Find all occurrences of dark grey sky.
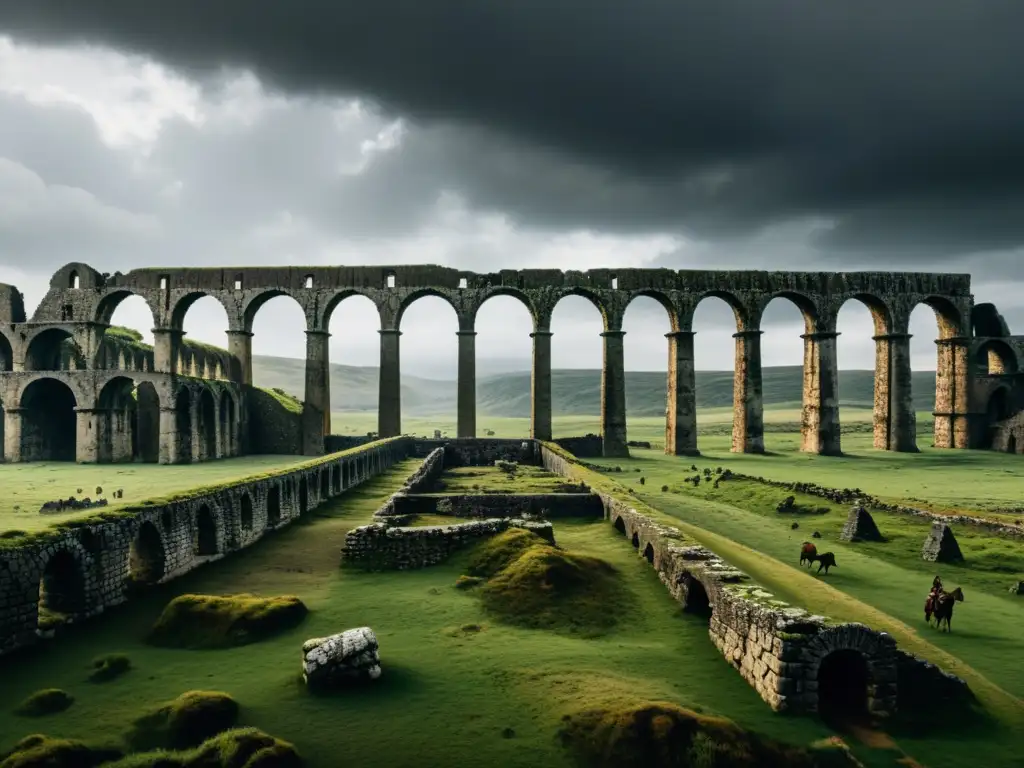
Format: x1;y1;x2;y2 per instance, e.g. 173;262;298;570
0;3;1021;378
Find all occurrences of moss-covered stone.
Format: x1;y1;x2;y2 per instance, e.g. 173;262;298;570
88;653;131;683
124;691;240;752
13;689;74;717
147;594;308;650
0;734;121;767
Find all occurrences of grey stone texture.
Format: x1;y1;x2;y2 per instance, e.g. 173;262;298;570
922;522;965;563
839;505;884;542
6;262;1020;467
382;493;603;521
302;627;382;687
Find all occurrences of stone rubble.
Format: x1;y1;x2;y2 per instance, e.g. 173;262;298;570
302;627;381;688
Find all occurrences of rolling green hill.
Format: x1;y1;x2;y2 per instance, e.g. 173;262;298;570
252;355;937;418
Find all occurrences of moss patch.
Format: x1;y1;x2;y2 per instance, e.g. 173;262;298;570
108;727;301;768
124;691;239;752
470;529;624;637
0;734;121;767
147;594;308;650
453;575;484;590
557;700;850;768
13;689;74;717
88;653;132;683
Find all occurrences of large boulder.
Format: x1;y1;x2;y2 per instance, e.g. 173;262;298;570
302;627;381;689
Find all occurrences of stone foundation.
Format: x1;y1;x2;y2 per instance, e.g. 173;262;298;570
380;493;603;521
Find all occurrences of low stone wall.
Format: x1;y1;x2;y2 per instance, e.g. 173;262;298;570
895;649;975;713
324;434;376;453
538;442;968;718
381;493;603;521
402;447;446;493
0;438;411;657
553;434;603;458
408;438;538;466
341;518;555;570
723;471;1024;540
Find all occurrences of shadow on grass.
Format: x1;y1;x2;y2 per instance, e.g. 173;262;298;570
298;661;425;702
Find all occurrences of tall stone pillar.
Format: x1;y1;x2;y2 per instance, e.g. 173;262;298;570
665;331;699;456
3;408;23;462
152;328;183;374
74;407;102;463
190;398;203;463
457;330;476;438
934;336;971;448
732;330;765;453
302;330;331;455
800;331;842;455
872;333;918;452
158;407;179;464
378;329;402;438
226;330;253;385
530;331;553;441
601;330;629;458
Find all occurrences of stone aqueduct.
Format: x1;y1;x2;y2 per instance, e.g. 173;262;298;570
0;261;1022;463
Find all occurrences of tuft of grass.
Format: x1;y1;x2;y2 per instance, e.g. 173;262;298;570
13;689;74;717
124;691;239;752
88;653;132;683
466;527;547;578
453;575;483;590
0;734;122;767
557;700;837;768
106;727;301;768
473;530;624;637
146;594;308;650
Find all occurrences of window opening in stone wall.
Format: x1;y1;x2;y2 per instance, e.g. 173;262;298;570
459;277;468;289
234;276;243;290
266;485;282;527
38;551;85;625
61;304;73;321
195;505;218;555
386;272;396;289
160;275;169;290
305;275;314;288
70;272;80;289
611;275;618;289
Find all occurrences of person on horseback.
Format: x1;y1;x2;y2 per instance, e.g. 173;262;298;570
925;575;944;622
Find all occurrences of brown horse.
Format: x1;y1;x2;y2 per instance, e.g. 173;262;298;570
809;552;838;574
930;587;964;632
800;541;817;567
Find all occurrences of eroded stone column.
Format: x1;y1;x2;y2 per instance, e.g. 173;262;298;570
800;331;842;455
226;330;253;385
665;331;699;456
302;330;331;455
75;407;101;463
530;331;552;441
3;408;23;462
152;328;183;374
934;336;971;448
158;407;179;464
378;329;402;437
732;330;765;453
873;333;918;452
457;330;476;438
601;330;629;458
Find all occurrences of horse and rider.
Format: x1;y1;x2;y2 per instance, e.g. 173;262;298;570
924;575;965;632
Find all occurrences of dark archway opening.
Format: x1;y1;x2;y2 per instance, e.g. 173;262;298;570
1009;434;1018;454
0;331;12;372
135;382;160;462
682;575;713;621
219;392;236;457
982;389;1012;450
332;465;342;494
195;505;218;555
299;479;309;514
39;550;85;624
613;517;626;535
98;376;137;463
240;494;254;532
21;378;77;461
198;389;217;461
643;542;655;564
319;469;330;500
267;486;281;528
817;649;870;724
631;532;640;549
24;329;86;371
129;522;166;585
174;387;192;463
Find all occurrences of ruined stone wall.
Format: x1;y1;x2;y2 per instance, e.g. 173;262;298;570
382;493;602;520
325;434;376;453
246;387;303;455
340;518;555;571
990;411;1024;454
538;442;969;717
0;437;410;657
402;447;446;492
553;434;604;457
405;438;539;466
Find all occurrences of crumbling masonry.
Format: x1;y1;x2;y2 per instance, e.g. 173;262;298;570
0;262;1021;463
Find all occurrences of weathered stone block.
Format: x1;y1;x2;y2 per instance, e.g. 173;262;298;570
839;505;884;542
302;627;381;688
921;522;964;562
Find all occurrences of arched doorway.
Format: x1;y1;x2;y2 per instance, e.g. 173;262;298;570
21;378;78;461
240;493;254;532
643;542;655;564
613;517;626;535
39;550;85;625
198;388;217;461
266;485;281;528
631;532;640;549
129;522;166;585
682;575;712;621
195;505;218;555
219;392;236;457
174;387;192;463
135;382;160;463
24;329;86;371
1009;434;1018;454
817;649;870;723
98;376;137;463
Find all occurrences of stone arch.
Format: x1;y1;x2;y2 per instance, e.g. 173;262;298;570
319;468;330;500
97;375;138;463
239;493;254;532
691;290;750;332
0;329;12;372
816;649;871;721
219;389;237;457
642;542;655;564
613;516;626;535
129;521;166;585
987;387;1012;423
971;302;1010;338
681;573;712;620
395;289;461;330
630;531;640;549
911;296;965;339
472;288;538;330
135;381;160;463
23;328;86;371
320;289;382;331
548;288;609;330
759;291;820;334
197;387;217;461
195;504;219;555
94;289;159;328
803;624;895;719
20;377;78;461
242;289;307;333
173;385;192;463
38;549;86;621
170;291;232;332
975;339;1018;376
623;290;680;332
836;294;892;337
299;477;309;514
266;485;282;527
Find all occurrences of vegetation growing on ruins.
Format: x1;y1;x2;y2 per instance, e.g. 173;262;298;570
124;691;239;752
13;690;74;718
147;595;309;650
0;734;122;767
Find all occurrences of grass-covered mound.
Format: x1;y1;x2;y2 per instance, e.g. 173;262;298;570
467;529;624;636
147;594;308;650
108;728;302;768
125;691;240;752
558;701;856;768
89;653;131;683
13;689;73;717
0;734;121;767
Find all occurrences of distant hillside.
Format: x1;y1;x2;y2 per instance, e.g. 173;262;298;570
251;356;937;418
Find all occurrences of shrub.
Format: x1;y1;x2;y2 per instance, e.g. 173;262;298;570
89;653;132;683
124;691;240;752
147;594;308;649
0;734;121;767
14;689;74;717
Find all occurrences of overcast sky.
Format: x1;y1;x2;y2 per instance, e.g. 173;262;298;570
1;3;1023;380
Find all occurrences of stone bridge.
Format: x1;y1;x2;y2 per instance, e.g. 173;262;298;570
1;261;1021;463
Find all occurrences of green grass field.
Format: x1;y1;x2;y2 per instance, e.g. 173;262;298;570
0;456;307;533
